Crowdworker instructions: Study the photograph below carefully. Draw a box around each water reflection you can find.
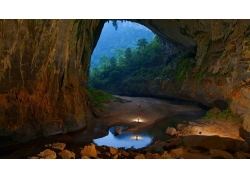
[94,127,153,149]
[93,114,205,149]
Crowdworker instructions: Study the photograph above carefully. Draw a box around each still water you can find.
[93,113,204,149]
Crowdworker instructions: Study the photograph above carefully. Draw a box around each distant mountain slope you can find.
[90,21,154,68]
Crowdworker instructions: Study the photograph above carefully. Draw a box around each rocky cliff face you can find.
[133,20,250,132]
[1,19,250,145]
[0,20,104,144]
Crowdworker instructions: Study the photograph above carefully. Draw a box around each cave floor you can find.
[0,96,249,159]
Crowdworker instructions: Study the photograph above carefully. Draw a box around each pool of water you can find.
[93,113,204,149]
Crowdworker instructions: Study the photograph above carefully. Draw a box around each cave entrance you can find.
[88,20,167,96]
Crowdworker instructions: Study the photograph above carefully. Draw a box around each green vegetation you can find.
[175,56,195,82]
[91,21,154,68]
[86,88,115,110]
[88,35,165,95]
[201,108,243,124]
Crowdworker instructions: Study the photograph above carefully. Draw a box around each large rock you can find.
[210,149,234,159]
[134,154,145,159]
[51,142,66,151]
[58,150,75,159]
[81,144,97,158]
[166,127,177,136]
[109,147,118,155]
[37,149,57,159]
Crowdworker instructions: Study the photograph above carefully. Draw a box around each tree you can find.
[137,38,148,49]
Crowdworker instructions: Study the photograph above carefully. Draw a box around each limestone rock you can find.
[29,156,40,159]
[109,147,118,155]
[166,127,177,136]
[51,142,66,151]
[113,154,119,159]
[161,151,172,159]
[114,126,122,135]
[58,150,75,159]
[38,149,57,159]
[119,150,129,156]
[135,154,145,159]
[170,147,188,158]
[210,149,234,159]
[81,156,90,159]
[235,152,250,159]
[144,152,161,159]
[177,124,184,131]
[81,144,97,158]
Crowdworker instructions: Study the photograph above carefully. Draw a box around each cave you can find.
[1,19,250,159]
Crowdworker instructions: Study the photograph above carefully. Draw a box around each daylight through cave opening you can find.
[88,20,197,98]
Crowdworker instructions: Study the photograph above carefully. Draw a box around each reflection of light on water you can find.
[131,135,142,140]
[93,127,152,149]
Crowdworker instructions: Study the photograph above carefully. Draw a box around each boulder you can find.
[119,150,129,156]
[114,126,122,135]
[166,127,177,136]
[81,156,90,159]
[113,154,119,159]
[80,143,97,158]
[161,151,172,159]
[177,124,184,131]
[51,142,66,151]
[58,150,75,159]
[135,154,145,159]
[38,149,57,159]
[234,152,250,159]
[109,147,118,155]
[170,147,188,158]
[210,149,234,159]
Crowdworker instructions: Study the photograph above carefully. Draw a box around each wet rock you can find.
[51,142,66,151]
[58,150,75,159]
[81,143,97,158]
[210,149,234,159]
[114,126,122,135]
[135,154,145,159]
[38,149,57,159]
[166,127,177,136]
[109,147,118,155]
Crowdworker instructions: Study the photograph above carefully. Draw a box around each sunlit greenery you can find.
[201,108,243,124]
[88,35,165,95]
[86,89,115,110]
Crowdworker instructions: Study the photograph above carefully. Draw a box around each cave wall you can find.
[1,19,250,145]
[133,20,250,131]
[0,20,104,144]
